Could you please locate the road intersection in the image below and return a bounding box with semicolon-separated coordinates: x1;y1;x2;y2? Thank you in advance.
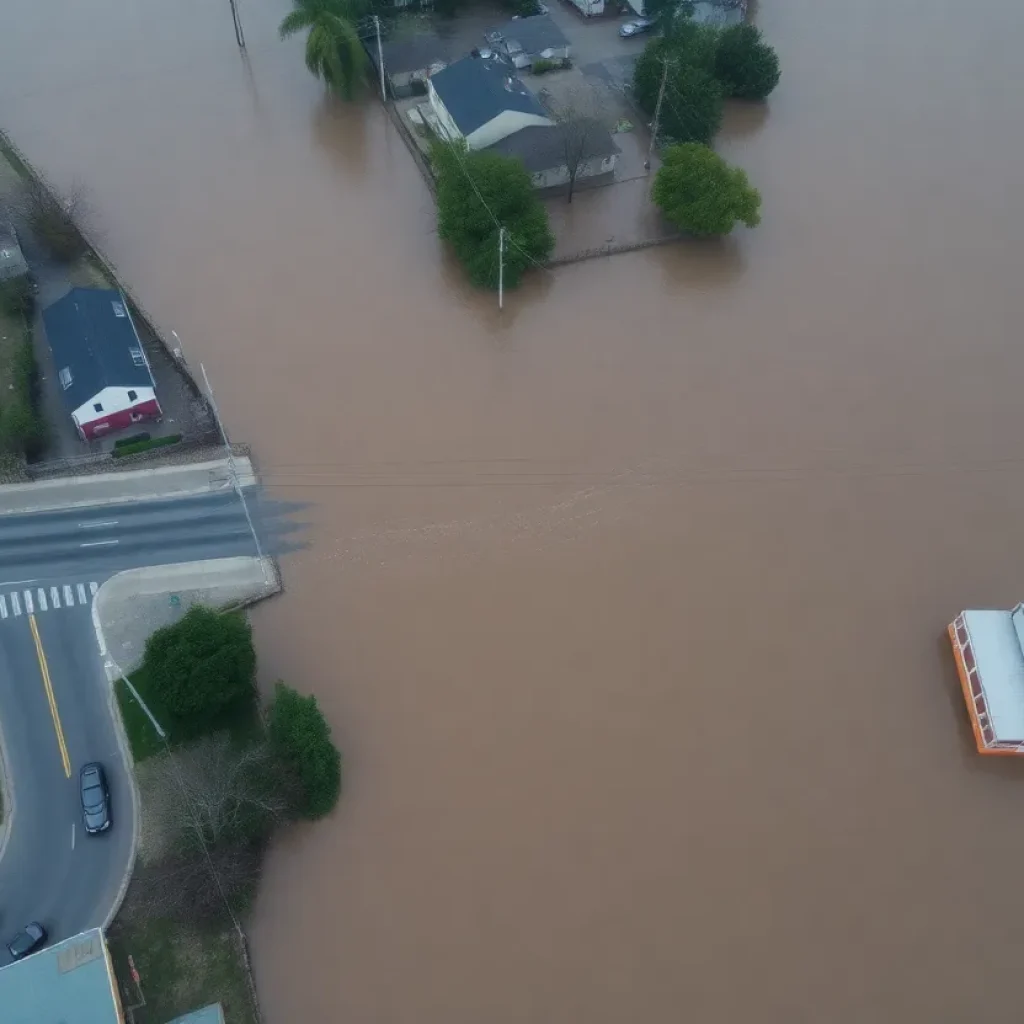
0;469;288;963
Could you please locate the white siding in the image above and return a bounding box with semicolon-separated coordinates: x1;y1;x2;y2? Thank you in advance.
466;109;553;150
427;81;463;142
566;0;604;13
530;152;617;189
71;385;157;428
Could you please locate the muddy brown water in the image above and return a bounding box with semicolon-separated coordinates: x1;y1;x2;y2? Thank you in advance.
4;0;1024;1018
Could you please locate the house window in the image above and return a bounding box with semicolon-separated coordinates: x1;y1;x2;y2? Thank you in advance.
111;301;127;317
130;412;143;423
130;347;145;367
93;402;103;413
59;367;73;389
127;389;138;402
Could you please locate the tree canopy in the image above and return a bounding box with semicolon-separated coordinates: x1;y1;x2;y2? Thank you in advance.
713;23;781;99
143;606;256;730
279;0;368;99
633;40;724;146
652;143;761;237
268;683;342;820
431;141;554;289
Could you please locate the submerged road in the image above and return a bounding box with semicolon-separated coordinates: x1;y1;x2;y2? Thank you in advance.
0;485;285;961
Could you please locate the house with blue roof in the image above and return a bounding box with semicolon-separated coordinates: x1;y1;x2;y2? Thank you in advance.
427;53;553;150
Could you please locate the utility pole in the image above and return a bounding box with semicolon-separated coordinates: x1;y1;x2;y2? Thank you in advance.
227;0;246;49
200;362;269;583
374;16;386;100
646;58;672;171
498;226;506;311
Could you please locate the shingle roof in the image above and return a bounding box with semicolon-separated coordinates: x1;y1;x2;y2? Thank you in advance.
488;122;618;173
0;929;120;1024
377;33;452;75
430;56;547;136
41;287;154;412
488;14;569;56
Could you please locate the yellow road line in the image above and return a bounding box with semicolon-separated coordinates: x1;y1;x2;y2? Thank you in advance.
28;613;71;778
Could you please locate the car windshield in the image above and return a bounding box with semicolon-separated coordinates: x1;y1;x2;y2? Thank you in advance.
10;931;32;955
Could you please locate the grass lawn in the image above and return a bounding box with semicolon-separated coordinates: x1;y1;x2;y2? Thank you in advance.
116;665;263;764
69;252;116;289
108;918;257;1024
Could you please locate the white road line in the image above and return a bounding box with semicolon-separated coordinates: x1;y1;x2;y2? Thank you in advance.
11;592;21;616
89;582;99;596
77;584;87;605
0;595;6;619
80;539;119;549
51;586;60;609
63;585;74;606
37;588;47;611
78;521;118;529
23;590;33;614
0;578;37;587
71;823;76;850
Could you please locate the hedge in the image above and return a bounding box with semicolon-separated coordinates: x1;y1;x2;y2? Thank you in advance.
114;431;151;449
112;433;182;458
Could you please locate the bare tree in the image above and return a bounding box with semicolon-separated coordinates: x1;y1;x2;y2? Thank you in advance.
549;87;610;204
140;734;288;860
17;177;90;261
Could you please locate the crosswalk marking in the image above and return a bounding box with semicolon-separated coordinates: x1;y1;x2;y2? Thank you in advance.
0;581;99;621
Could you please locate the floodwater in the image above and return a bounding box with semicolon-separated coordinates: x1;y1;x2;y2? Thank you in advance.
3;0;1024;1018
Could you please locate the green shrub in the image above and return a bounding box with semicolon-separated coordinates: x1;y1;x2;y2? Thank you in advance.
633;40;724;145
713;23;780;99
112;433;181;458
114;431;152;449
268;683;342;820
531;58;566;74
143;606;256;732
0;335;47;459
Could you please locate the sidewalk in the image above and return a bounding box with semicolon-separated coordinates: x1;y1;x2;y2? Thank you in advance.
0;456;257;516
94;555;280;675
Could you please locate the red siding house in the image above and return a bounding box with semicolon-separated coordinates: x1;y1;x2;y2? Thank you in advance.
42;287;162;441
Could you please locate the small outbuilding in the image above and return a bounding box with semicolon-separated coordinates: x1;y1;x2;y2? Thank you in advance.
485;14;571;71
370;33;453;97
42;287;162;441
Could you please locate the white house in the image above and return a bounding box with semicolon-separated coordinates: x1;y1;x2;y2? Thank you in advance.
565;0;604;15
427;54;553;151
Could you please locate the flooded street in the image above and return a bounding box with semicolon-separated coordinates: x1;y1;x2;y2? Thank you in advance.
4;0;1024;1017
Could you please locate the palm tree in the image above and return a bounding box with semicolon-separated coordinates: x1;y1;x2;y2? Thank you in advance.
279;0;369;100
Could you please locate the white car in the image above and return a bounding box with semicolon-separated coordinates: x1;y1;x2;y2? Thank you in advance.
620;17;654;36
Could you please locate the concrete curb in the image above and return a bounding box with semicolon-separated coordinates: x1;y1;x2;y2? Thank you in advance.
0;456;257;518
0;704;17;872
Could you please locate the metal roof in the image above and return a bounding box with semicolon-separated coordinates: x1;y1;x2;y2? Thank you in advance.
377;33;452;75
41;287;155;412
0;928;121;1024
430;56;547;136
963;609;1024;742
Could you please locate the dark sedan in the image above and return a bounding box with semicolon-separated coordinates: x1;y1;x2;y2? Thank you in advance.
7;922;47;960
80;762;111;834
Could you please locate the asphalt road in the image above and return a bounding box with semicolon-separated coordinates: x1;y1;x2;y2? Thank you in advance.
0;486;287;960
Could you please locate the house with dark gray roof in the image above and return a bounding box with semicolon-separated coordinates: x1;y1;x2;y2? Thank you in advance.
427;54;553;150
369;32;453;97
0;928;122;1024
484;14;570;71
41;287;161;440
489;122;619;191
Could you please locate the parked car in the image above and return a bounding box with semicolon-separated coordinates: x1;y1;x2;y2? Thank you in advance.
7;922;47;960
80;762;111;834
619;16;654;35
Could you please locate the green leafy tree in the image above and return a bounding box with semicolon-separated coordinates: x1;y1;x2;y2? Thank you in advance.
431;141;554;289
143;606;256;730
279;0;368;100
268;683;342;819
714;23;780;99
633;40;723;145
652;143;761;237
